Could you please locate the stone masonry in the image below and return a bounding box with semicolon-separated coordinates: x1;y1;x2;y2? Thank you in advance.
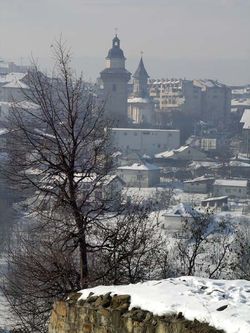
48;292;225;333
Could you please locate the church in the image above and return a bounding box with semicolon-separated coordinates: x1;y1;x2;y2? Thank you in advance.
100;34;154;127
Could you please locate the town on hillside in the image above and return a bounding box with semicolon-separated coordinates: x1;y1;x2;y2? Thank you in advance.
0;16;250;333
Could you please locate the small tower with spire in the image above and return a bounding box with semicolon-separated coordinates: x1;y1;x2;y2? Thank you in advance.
132;54;149;98
128;55;154;125
100;34;131;126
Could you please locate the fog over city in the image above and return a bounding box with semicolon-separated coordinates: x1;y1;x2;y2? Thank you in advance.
1;1;250;333
1;0;250;84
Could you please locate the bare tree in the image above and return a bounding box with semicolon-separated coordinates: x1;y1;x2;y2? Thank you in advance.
88;204;171;285
174;210;232;278
6;40;114;289
233;224;250;280
2;223;80;333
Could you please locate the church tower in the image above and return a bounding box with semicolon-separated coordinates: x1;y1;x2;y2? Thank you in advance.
132;56;149;98
100;35;131;126
128;56;154;125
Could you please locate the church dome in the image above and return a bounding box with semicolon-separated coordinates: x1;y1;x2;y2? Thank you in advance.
106;35;125;59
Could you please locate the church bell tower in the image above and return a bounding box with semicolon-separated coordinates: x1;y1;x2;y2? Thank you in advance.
100;35;131;126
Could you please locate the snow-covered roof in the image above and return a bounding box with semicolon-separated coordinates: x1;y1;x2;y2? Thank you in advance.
155;145;200;159
78;276;250;333
0;72;26;83
193;79;225;89
0;128;9;136
128;97;149;103
155;150;175;159
188;161;222;170
118;162;160;171
231;98;250;107
0;100;39;110
229;160;250;168
164;203;201;218
3;79;29;89
214;179;248;187
201;196;228;203
240;109;250;129
112;128;179;133
184;176;214;184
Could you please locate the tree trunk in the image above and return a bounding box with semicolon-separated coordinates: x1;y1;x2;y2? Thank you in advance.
79;230;88;289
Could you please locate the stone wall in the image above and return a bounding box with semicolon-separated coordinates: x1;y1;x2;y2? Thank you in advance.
48;292;225;333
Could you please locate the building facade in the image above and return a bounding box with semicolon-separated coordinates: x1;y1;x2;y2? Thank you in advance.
111;128;180;156
213;179;248;199
117;163;160;187
149;79;231;126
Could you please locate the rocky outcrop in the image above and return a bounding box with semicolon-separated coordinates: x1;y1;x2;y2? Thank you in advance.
48;292;225;333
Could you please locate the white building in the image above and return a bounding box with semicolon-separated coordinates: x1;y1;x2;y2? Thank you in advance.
117;162;160;187
0;101;40;124
183;176;214;194
161;203;201;232
111;128;180;156
213;179;248;199
0;72;29;102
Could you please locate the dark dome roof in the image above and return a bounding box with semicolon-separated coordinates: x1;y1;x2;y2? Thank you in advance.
106;35;125;59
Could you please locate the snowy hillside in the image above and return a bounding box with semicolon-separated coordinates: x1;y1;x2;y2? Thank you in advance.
79;276;250;333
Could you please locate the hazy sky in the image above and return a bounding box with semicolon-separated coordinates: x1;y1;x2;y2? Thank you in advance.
1;0;250;84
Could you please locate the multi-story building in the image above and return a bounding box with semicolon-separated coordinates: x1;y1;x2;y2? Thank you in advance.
149;79;231;126
111;128;180;156
149;79;184;112
192;79;231;124
0;59;31;75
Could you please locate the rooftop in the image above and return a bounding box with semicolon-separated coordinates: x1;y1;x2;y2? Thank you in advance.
112;128;179;133
214;179;248;187
133;57;149;79
118;162;160;171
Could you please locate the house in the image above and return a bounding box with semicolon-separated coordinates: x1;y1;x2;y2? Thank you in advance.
229;160;250;178
187;160;222;177
80;174;125;209
155;146;207;167
0;100;40;124
161;203;201;232
213;179;248;199
40;173;125;211
117;162;160;187
201;196;228;209
183;176;214;194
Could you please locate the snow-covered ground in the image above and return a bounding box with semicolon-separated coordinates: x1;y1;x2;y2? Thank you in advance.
79;276;250;333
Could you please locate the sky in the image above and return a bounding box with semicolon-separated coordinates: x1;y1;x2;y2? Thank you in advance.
0;0;250;84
